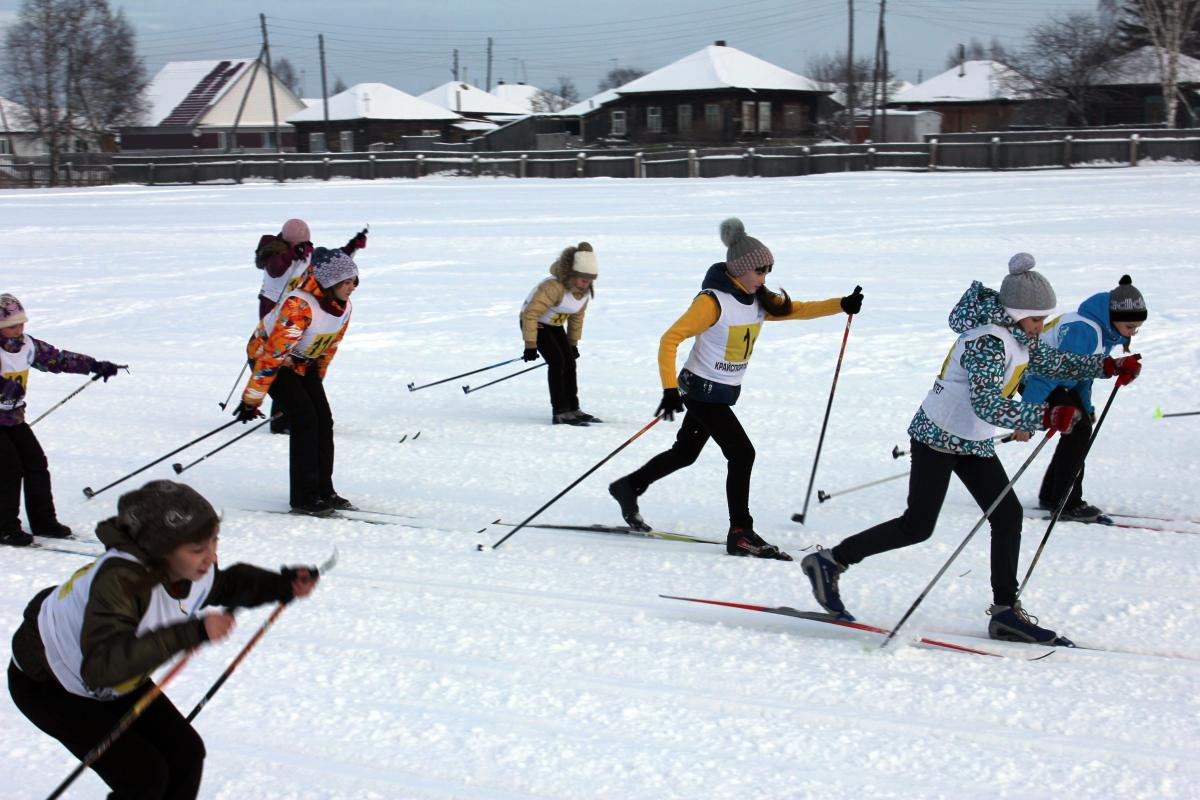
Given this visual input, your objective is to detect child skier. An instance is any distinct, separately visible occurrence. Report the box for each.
[608,218,863,559]
[801,254,1142,645]
[519,242,600,426]
[1,294,122,546]
[1020,275,1148,521]
[8,479,319,799]
[234,247,358,516]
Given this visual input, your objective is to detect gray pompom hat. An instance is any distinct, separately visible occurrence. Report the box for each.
[999,252,1056,321]
[117,480,219,558]
[1109,274,1147,322]
[719,218,773,277]
[311,247,359,289]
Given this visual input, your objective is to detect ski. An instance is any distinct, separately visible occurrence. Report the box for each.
[659,595,1053,660]
[238,508,398,527]
[493,521,723,545]
[28,541,103,558]
[1026,512,1197,535]
[1106,511,1200,526]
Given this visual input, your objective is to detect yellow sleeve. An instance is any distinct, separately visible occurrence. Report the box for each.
[658,294,720,389]
[768,296,845,322]
[520,279,565,347]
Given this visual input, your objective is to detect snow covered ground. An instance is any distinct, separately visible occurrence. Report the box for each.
[2,167,1198,799]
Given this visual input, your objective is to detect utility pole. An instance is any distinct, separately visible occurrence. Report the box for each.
[846,0,855,142]
[319,34,330,150]
[486,37,493,90]
[880,3,888,143]
[870,0,886,142]
[453,49,460,81]
[260,13,281,152]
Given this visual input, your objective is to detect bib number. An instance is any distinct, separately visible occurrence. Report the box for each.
[304,333,338,359]
[723,323,762,362]
[548,312,569,326]
[2,369,29,389]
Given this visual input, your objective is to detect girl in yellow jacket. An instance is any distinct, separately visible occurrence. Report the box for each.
[609,219,863,559]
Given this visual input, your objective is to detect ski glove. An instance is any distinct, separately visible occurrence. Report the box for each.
[656,388,685,421]
[91,361,123,382]
[1103,353,1141,387]
[522,347,539,362]
[293,241,314,262]
[232,401,263,423]
[0,377,24,403]
[840,285,864,315]
[1043,404,1081,434]
[282,565,320,601]
[343,229,368,255]
[571,345,580,360]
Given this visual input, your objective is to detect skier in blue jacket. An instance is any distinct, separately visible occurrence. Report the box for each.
[1020,275,1147,521]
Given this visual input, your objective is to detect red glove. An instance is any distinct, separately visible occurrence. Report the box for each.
[1043,404,1081,434]
[1103,353,1141,387]
[343,230,368,255]
[293,241,314,261]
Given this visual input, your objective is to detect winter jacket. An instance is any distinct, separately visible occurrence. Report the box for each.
[1020,291,1127,413]
[10,519,294,695]
[908,281,1106,457]
[520,278,591,348]
[0,334,96,427]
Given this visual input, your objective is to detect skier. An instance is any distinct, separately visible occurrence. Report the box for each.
[801,254,1142,645]
[519,241,601,426]
[1020,275,1147,521]
[234,247,357,516]
[1,294,122,546]
[608,218,863,559]
[7,479,319,800]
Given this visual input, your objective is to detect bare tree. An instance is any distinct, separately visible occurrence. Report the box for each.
[531,77,579,112]
[806,51,874,86]
[943,38,1013,70]
[1006,11,1121,125]
[274,57,302,96]
[1135,0,1200,125]
[597,66,646,92]
[1108,0,1200,55]
[333,76,348,94]
[2,0,146,183]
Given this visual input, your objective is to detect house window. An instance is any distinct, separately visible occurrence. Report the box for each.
[705,103,721,132]
[339,130,354,152]
[741,101,756,133]
[678,104,692,133]
[421,129,440,137]
[782,104,806,133]
[216,132,228,151]
[647,106,662,132]
[309,132,327,152]
[611,110,627,136]
[758,101,772,132]
[263,131,278,149]
[0,139,11,155]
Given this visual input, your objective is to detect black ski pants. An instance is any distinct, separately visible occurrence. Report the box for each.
[0,423,59,534]
[536,324,579,414]
[8,661,205,800]
[622,398,755,529]
[1037,387,1092,510]
[832,439,1024,607]
[268,366,335,507]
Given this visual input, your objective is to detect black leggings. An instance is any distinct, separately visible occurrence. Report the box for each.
[535,325,579,414]
[832,439,1024,606]
[0,422,58,532]
[268,366,335,506]
[1037,387,1092,509]
[8,661,205,800]
[622,398,756,528]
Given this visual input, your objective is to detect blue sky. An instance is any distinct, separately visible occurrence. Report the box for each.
[1,0,1106,99]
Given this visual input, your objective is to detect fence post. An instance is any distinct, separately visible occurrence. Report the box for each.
[634,151,643,178]
[928,138,938,171]
[802,145,811,176]
[148,162,156,186]
[1063,135,1073,168]
[1129,134,1139,166]
[234,159,243,184]
[28,162,35,187]
[867,146,876,171]
[688,148,698,178]
[64,161,73,186]
[191,161,200,184]
[472,154,480,177]
[576,151,586,177]
[368,154,377,180]
[745,147,756,177]
[519,153,528,178]
[415,153,424,178]
[277,158,285,183]
[322,157,330,181]
[990,136,1000,171]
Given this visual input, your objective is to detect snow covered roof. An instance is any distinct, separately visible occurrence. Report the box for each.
[454,119,500,132]
[0,96,31,132]
[560,88,622,116]
[419,82,527,115]
[615,43,826,95]
[143,60,256,126]
[1095,46,1200,86]
[287,83,461,122]
[892,60,1034,104]
[491,82,560,114]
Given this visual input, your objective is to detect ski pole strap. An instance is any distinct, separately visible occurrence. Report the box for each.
[462,361,547,394]
[407,356,525,392]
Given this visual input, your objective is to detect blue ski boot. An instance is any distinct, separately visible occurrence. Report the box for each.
[987,603,1075,647]
[801,548,854,621]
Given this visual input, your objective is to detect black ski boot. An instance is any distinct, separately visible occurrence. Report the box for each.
[572,409,604,424]
[290,498,335,517]
[987,602,1074,647]
[608,476,650,532]
[0,525,33,547]
[800,548,853,620]
[726,527,793,561]
[32,520,73,539]
[552,412,589,426]
[323,493,355,511]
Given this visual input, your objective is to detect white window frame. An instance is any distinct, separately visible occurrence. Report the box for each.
[705,103,722,132]
[611,110,627,136]
[647,106,662,133]
[309,132,327,152]
[758,101,772,132]
[338,130,354,152]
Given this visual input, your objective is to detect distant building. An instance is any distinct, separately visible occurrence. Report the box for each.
[1089,46,1200,127]
[120,59,306,153]
[889,60,1037,133]
[491,81,563,114]
[419,81,527,121]
[287,83,463,152]
[1,97,40,157]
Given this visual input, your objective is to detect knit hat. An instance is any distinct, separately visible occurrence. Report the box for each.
[1109,274,1147,322]
[0,294,28,326]
[117,480,219,558]
[281,218,311,245]
[311,247,359,289]
[999,253,1056,322]
[570,244,599,278]
[720,218,773,277]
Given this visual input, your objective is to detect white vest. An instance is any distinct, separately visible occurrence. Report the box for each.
[921,324,1029,441]
[37,549,215,699]
[263,290,352,361]
[1040,312,1104,355]
[0,334,35,412]
[521,281,589,326]
[682,290,766,387]
[259,256,311,310]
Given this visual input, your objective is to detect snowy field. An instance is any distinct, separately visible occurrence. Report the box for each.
[1,166,1198,799]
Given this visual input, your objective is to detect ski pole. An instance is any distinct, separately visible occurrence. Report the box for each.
[218,362,250,410]
[818,471,908,503]
[892,433,1015,460]
[1018,385,1120,598]
[44,652,193,800]
[1154,407,1200,419]
[463,362,547,394]
[171,413,282,475]
[482,414,665,551]
[28,375,100,427]
[407,356,526,392]
[82,419,243,499]
[792,299,857,524]
[881,428,1058,649]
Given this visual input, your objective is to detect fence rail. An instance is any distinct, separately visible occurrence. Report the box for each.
[3,132,1199,187]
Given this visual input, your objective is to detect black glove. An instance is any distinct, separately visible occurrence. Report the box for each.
[522,347,539,362]
[91,361,123,382]
[840,285,864,315]
[571,345,580,360]
[293,241,314,261]
[232,401,263,423]
[656,388,685,421]
[281,565,320,602]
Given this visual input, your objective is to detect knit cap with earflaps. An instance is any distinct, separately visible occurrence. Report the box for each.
[999,252,1056,322]
[0,294,28,326]
[1109,274,1147,322]
[116,480,219,559]
[311,247,359,289]
[720,218,773,277]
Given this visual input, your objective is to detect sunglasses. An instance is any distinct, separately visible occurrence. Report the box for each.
[754,264,773,275]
